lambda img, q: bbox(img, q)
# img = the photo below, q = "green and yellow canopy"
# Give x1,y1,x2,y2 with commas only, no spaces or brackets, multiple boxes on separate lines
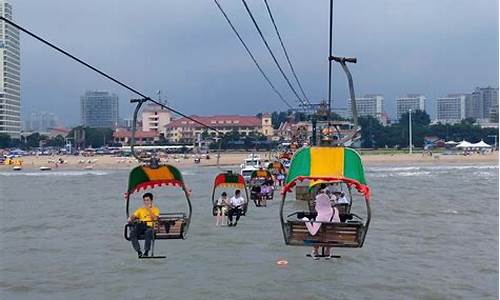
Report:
284,147,370,199
214,172,246,189
126,165,185,196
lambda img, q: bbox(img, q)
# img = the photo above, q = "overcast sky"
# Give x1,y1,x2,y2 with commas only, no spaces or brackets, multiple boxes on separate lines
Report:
14,0,499,126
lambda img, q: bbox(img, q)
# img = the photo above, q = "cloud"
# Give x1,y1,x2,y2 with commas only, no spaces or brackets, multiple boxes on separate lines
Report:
14,0,499,125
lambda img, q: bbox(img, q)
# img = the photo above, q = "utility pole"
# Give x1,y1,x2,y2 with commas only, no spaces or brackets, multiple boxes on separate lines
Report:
409,109,413,154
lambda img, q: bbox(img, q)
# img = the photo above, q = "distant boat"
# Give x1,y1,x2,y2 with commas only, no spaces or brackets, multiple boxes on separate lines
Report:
240,154,263,182
12,166,22,171
40,166,52,171
84,165,94,170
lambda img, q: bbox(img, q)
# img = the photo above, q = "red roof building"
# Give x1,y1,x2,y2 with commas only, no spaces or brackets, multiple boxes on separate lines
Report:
47,127,71,138
113,128,160,145
165,114,273,143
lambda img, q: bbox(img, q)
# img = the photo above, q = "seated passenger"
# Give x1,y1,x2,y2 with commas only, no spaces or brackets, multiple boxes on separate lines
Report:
251,185,261,206
128,192,160,258
276,173,285,186
301,193,340,260
335,191,350,204
215,192,229,226
260,184,268,206
228,189,246,226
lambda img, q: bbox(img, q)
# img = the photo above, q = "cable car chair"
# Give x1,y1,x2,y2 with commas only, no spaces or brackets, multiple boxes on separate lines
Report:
123,99,192,259
279,146,371,248
249,169,275,204
124,164,193,241
211,171,249,216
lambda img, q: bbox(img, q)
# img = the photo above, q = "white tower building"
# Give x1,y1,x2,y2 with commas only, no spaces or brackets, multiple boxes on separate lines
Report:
0,0,21,138
396,94,426,121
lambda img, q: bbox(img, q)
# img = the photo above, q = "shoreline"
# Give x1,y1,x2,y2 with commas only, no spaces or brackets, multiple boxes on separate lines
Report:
1,152,497,171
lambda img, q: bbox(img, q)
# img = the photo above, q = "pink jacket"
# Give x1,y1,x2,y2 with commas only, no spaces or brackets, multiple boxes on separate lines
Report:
303,193,339,236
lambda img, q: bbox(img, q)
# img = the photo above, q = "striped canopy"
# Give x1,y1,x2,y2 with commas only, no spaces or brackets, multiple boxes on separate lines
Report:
284,147,369,198
127,165,184,196
251,169,272,179
214,172,246,189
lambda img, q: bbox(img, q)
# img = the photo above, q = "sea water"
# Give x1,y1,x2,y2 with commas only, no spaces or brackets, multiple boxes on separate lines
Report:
0,164,498,299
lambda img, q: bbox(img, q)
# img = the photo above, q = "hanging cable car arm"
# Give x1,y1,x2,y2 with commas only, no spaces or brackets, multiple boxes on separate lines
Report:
330,55,359,144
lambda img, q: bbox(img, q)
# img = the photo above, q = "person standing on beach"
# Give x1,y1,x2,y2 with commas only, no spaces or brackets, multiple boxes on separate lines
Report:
128,192,160,257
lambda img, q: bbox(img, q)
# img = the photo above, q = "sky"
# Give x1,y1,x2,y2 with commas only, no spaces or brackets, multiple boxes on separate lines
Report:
13,0,499,126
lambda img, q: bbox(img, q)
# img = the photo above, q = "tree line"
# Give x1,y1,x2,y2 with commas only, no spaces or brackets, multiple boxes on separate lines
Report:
1,110,497,150
358,110,498,148
0,127,114,149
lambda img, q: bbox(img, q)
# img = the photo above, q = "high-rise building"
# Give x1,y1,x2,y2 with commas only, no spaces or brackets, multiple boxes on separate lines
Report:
348,94,385,124
0,0,21,138
141,102,172,134
471,87,498,119
465,87,499,121
80,91,119,128
396,94,426,121
24,111,58,132
436,94,466,124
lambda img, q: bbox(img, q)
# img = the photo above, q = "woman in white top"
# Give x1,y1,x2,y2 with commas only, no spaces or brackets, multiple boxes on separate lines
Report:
215,192,229,226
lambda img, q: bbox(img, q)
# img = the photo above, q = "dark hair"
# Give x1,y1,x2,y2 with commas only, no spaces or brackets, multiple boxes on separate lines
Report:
221,192,227,196
320,184,327,189
143,193,153,201
235,190,241,195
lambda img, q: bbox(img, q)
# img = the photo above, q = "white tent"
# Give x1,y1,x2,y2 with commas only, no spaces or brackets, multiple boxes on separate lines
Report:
471,140,492,148
456,140,473,148
445,141,458,145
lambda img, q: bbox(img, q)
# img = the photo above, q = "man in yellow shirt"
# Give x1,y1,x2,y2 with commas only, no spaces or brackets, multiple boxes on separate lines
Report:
129,192,160,257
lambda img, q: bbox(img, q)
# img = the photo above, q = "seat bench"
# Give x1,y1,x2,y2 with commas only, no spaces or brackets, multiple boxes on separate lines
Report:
286,220,364,247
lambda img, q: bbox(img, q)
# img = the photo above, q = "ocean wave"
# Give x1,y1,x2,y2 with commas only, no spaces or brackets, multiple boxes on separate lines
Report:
0,170,109,176
368,166,422,172
368,165,498,173
472,171,497,177
397,171,432,177
368,171,432,177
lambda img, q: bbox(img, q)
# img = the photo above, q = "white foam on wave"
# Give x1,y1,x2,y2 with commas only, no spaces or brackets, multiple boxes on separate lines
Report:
397,171,432,177
472,171,496,177
368,165,498,173
368,166,421,172
0,170,109,177
368,171,432,177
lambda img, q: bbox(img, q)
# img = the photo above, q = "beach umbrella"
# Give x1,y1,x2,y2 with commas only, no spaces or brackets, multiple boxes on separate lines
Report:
456,141,473,148
471,140,492,148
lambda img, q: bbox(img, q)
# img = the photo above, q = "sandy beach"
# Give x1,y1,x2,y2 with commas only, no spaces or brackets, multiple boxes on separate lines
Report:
1,151,498,171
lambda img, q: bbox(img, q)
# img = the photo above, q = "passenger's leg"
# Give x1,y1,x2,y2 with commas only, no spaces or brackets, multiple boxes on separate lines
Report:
227,209,234,225
311,246,320,260
130,224,144,254
234,209,241,225
215,209,220,226
222,207,228,225
163,221,171,233
144,227,154,255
